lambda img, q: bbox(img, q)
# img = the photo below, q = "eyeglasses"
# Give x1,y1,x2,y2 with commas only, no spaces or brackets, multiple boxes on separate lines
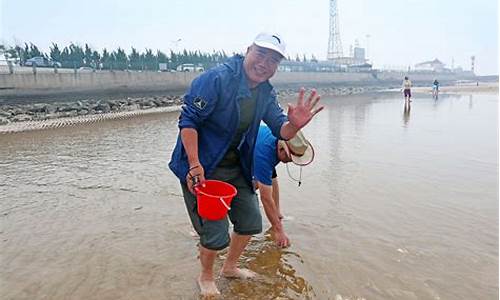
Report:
252,46,282,66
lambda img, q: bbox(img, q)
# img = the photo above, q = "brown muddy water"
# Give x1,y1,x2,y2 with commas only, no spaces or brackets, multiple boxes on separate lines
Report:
1,92,498,300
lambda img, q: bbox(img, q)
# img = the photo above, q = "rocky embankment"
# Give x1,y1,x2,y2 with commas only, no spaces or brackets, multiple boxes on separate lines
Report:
0,95,183,125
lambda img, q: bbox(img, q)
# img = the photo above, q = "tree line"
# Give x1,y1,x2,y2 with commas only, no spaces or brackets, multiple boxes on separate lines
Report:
1,42,319,71
1,42,232,71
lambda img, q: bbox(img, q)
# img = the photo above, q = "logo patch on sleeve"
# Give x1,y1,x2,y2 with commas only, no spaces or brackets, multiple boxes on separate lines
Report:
193,96,207,110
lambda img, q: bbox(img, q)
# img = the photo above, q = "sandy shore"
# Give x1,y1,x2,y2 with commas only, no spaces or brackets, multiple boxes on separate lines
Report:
412,82,498,94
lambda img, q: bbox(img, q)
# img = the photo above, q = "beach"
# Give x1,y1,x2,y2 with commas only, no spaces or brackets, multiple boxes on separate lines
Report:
411,81,498,94
1,88,497,299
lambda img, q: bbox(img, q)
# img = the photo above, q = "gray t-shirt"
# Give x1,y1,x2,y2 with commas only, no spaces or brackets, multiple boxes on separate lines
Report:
218,88,258,167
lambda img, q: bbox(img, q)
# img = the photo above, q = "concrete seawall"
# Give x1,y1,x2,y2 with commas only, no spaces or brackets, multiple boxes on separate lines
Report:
0,69,476,99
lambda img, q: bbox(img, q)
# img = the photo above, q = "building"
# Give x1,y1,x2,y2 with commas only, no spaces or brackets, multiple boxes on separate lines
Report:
414,59,445,72
347,63,372,72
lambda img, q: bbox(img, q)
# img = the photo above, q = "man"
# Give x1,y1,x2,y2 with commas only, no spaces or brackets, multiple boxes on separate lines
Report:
253,125,315,248
432,79,440,99
168,32,323,297
402,76,412,102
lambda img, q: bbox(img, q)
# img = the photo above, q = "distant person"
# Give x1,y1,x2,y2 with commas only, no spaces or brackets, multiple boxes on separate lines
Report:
168,32,323,297
253,124,315,248
432,79,440,99
402,76,412,102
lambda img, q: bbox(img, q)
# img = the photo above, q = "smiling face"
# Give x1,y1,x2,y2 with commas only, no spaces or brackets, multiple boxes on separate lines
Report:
243,44,283,88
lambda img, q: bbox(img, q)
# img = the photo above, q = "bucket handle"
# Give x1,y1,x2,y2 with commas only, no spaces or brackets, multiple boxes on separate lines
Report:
219,197,231,210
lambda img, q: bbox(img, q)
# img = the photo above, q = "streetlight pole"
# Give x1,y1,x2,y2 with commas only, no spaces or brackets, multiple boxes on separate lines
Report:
171,38,182,53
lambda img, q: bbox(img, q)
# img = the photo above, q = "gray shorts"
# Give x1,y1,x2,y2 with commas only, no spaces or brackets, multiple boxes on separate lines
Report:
181,165,262,250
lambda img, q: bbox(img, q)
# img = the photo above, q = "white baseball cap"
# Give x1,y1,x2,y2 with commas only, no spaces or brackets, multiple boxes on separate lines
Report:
253,32,286,58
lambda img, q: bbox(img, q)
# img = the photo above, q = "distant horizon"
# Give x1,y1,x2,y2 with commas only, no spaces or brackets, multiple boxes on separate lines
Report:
1,0,497,75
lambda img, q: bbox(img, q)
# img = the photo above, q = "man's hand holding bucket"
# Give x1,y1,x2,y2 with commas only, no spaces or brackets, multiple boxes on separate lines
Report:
187,164,205,194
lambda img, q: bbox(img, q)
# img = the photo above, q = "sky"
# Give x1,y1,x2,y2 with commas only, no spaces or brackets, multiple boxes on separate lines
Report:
1,0,498,75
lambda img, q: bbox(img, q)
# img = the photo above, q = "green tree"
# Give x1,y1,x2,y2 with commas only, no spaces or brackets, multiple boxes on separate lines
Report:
91,50,101,69
144,48,156,70
84,44,93,67
60,46,71,67
101,48,111,70
23,43,30,60
68,43,84,68
15,45,25,63
113,48,128,70
157,50,168,63
50,43,62,62
128,47,141,70
29,43,43,58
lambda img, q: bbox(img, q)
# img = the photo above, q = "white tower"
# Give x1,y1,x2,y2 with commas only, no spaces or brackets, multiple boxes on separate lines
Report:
327,0,343,60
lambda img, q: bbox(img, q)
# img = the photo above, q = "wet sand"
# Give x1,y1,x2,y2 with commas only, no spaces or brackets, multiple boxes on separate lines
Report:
0,90,498,299
412,81,498,94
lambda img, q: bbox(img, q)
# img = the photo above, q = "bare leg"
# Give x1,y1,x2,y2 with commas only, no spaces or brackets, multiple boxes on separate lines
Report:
198,245,220,296
220,232,256,279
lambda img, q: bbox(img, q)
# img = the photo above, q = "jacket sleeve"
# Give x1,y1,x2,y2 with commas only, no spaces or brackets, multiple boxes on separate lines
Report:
178,71,220,130
262,90,288,139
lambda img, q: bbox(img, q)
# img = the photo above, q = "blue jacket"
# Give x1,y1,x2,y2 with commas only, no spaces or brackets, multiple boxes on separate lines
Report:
168,55,288,186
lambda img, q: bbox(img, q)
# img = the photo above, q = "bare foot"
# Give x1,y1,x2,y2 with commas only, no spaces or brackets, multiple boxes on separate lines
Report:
220,268,256,279
197,275,220,297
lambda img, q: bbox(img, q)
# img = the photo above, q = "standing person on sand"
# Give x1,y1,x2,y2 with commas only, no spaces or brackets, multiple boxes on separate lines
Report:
402,76,412,102
168,32,323,297
432,79,440,99
253,124,315,248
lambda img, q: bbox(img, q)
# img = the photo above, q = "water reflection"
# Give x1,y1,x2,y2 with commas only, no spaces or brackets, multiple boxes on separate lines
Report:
403,101,411,127
220,230,315,299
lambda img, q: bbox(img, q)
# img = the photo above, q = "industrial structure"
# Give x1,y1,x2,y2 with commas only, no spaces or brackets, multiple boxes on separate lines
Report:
327,0,343,60
280,0,473,76
326,0,370,69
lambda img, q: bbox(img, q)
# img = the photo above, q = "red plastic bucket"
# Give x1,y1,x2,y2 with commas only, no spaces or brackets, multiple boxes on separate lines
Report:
194,180,237,221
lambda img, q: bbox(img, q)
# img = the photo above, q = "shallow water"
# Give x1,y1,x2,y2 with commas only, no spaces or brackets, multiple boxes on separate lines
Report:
1,92,498,299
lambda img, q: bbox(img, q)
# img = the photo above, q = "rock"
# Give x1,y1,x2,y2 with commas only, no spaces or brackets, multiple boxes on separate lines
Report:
0,110,12,118
0,116,10,125
45,105,57,114
95,103,111,113
61,110,78,117
57,105,76,112
78,109,89,115
11,108,25,115
127,104,140,111
12,114,32,122
28,104,47,113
